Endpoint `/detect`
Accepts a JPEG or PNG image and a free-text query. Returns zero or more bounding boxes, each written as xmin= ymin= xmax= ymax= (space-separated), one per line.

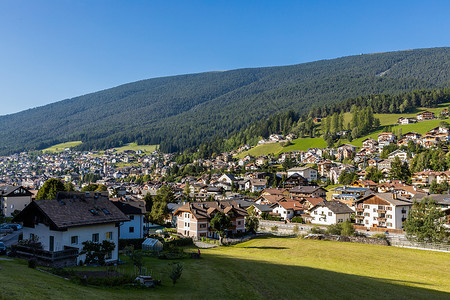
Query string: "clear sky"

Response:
xmin=1 ymin=0 xmax=449 ymax=115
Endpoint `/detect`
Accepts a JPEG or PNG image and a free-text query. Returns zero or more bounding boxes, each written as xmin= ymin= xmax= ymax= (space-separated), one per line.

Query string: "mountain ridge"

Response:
xmin=0 ymin=47 xmax=449 ymax=155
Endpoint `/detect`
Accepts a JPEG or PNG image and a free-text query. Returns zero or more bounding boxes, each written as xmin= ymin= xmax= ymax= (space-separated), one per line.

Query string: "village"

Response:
xmin=0 ymin=109 xmax=449 ymax=273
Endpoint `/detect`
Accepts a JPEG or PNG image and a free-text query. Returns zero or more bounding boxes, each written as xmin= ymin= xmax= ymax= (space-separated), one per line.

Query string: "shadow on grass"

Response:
xmin=199 ymin=252 xmax=450 ymax=300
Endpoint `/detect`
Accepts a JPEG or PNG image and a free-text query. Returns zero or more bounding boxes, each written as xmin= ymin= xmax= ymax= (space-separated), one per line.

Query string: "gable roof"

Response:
xmin=355 ymin=193 xmax=413 ymax=206
xmin=312 ymin=201 xmax=353 ymax=214
xmin=112 ymin=199 xmax=146 ymax=215
xmin=14 ymin=192 xmax=129 ymax=229
xmin=0 ymin=185 xmax=32 ymax=197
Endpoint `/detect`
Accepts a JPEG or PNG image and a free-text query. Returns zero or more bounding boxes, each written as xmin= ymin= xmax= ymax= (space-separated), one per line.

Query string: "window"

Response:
xmin=106 ymin=232 xmax=113 ymax=240
xmin=373 ymin=208 xmax=376 ymax=212
xmin=105 ymin=251 xmax=112 ymax=259
xmin=328 ymin=212 xmax=332 ymax=216
xmin=200 ymin=224 xmax=206 ymax=228
xmin=314 ymin=211 xmax=318 ymax=215
xmin=92 ymin=233 xmax=99 ymax=242
xmin=387 ymin=222 xmax=392 ymax=227
xmin=129 ymin=215 xmax=134 ymax=220
xmin=71 ymin=236 xmax=78 ymax=245
xmin=373 ymin=217 xmax=377 ymax=221
xmin=129 ymin=227 xmax=134 ymax=233
xmin=364 ymin=213 xmax=370 ymax=217
xmin=364 ymin=205 xmax=369 ymax=209
xmin=238 ymin=221 xmax=241 ymax=225
xmin=387 ymin=215 xmax=392 ymax=219
xmin=365 ymin=220 xmax=369 ymax=224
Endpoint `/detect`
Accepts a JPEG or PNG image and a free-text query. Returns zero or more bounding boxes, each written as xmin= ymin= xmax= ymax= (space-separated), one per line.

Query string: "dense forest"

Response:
xmin=0 ymin=47 xmax=449 ymax=155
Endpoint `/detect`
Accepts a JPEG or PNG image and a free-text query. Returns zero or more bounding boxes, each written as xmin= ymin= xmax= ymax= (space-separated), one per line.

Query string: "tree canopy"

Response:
xmin=35 ymin=178 xmax=67 ymax=200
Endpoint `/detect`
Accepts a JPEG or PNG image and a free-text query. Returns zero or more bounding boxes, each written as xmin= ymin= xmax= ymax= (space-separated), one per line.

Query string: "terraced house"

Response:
xmin=174 ymin=201 xmax=248 ymax=239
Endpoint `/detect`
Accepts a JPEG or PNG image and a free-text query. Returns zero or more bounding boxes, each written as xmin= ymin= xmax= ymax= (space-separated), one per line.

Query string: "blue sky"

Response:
xmin=0 ymin=0 xmax=449 ymax=115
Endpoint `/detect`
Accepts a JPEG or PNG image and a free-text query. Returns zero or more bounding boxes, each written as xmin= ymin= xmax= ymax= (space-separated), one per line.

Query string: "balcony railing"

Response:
xmin=377 ymin=209 xmax=386 ymax=214
xmin=377 ymin=217 xmax=386 ymax=221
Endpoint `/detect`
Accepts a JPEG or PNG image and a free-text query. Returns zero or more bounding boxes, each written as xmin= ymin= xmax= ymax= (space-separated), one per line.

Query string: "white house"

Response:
xmin=354 ymin=193 xmax=412 ymax=230
xmin=13 ymin=192 xmax=129 ymax=266
xmin=309 ymin=201 xmax=353 ymax=225
xmin=112 ymin=198 xmax=146 ymax=239
xmin=0 ymin=185 xmax=33 ymax=217
xmin=270 ymin=200 xmax=304 ymax=220
xmin=388 ymin=149 xmax=408 ymax=161
xmin=287 ymin=167 xmax=318 ymax=182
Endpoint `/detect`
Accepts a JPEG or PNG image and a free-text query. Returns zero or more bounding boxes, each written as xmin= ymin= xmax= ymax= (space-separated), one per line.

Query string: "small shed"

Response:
xmin=142 ymin=238 xmax=163 ymax=251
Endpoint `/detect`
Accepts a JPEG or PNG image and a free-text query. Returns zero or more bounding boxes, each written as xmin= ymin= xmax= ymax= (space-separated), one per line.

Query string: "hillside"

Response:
xmin=1 ymin=237 xmax=449 ymax=299
xmin=0 ymin=47 xmax=450 ymax=155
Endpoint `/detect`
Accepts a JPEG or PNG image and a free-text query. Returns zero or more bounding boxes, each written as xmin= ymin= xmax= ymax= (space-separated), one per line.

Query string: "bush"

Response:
xmin=164 ymin=237 xmax=193 ymax=249
xmin=326 ymin=224 xmax=342 ymax=235
xmin=291 ymin=216 xmax=304 ymax=223
xmin=372 ymin=233 xmax=387 ymax=239
xmin=169 ymin=263 xmax=183 ymax=285
xmin=271 ymin=226 xmax=278 ymax=232
xmin=341 ymin=221 xmax=355 ymax=236
xmin=119 ymin=239 xmax=146 ymax=250
xmin=28 ymin=258 xmax=37 ymax=269
xmin=311 ymin=226 xmax=325 ymax=234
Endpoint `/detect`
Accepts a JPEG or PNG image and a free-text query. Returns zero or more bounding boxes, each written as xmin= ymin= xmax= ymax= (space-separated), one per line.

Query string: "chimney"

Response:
xmin=392 ymin=193 xmax=397 ymax=200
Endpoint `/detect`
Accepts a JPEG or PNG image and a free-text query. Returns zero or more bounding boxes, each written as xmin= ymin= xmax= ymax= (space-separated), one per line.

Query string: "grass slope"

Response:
xmin=1 ymin=237 xmax=449 ymax=299
xmin=236 ymin=138 xmax=327 ymax=158
xmin=113 ymin=143 xmax=158 ymax=154
xmin=42 ymin=141 xmax=82 ymax=153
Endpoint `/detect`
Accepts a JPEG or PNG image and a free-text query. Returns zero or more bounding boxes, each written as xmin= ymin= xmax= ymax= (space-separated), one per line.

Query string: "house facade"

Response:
xmin=13 ymin=192 xmax=129 ymax=265
xmin=309 ymin=201 xmax=353 ymax=225
xmin=174 ymin=201 xmax=248 ymax=239
xmin=112 ymin=198 xmax=146 ymax=239
xmin=354 ymin=193 xmax=412 ymax=230
xmin=0 ymin=185 xmax=33 ymax=217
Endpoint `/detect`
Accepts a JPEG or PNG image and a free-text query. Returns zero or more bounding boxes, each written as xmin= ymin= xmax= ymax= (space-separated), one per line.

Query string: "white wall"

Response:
xmin=119 ymin=214 xmax=144 ymax=239
xmin=2 ymin=196 xmax=32 ymax=217
xmin=23 ymin=223 xmax=120 ymax=263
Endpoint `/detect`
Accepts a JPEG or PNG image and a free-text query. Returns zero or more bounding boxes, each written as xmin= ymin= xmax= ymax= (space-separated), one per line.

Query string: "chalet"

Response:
xmin=309 ymin=201 xmax=353 ymax=225
xmin=337 ymin=144 xmax=357 ymax=161
xmin=378 ymin=132 xmax=396 ymax=149
xmin=412 ymin=170 xmax=440 ymax=186
xmin=362 ymin=138 xmax=378 ymax=150
xmin=248 ymin=203 xmax=273 ymax=217
xmin=289 ymin=186 xmax=327 ymax=198
xmin=412 ymin=194 xmax=450 ymax=210
xmin=377 ymin=159 xmax=393 ymax=170
xmin=270 ymin=200 xmax=305 ymax=220
xmin=388 ymin=149 xmax=408 ymax=161
xmin=416 ymin=111 xmax=434 ymax=121
xmin=0 ymin=185 xmax=33 ymax=217
xmin=397 ymin=117 xmax=417 ymax=125
xmin=261 ymin=188 xmax=290 ymax=197
xmin=174 ymin=201 xmax=247 ymax=239
xmin=287 ymin=167 xmax=317 ymax=182
xmin=298 ymin=197 xmax=326 ymax=211
xmin=284 ymin=173 xmax=308 ymax=188
xmin=13 ymin=192 xmax=129 ymax=266
xmin=354 ymin=193 xmax=412 ymax=230
xmin=255 ymin=156 xmax=268 ymax=166
xmin=317 ymin=160 xmax=337 ymax=177
xmin=245 ymin=179 xmax=267 ymax=192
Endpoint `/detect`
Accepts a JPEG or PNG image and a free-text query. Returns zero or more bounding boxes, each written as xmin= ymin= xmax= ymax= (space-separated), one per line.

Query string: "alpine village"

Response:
xmin=1 ymin=48 xmax=450 ymax=299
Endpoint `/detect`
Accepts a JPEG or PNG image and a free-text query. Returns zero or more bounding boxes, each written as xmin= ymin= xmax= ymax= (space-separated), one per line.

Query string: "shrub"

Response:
xmin=311 ymin=226 xmax=325 ymax=234
xmin=341 ymin=221 xmax=355 ymax=236
xmin=326 ymin=223 xmax=342 ymax=235
xmin=291 ymin=216 xmax=304 ymax=223
xmin=169 ymin=263 xmax=183 ymax=285
xmin=28 ymin=258 xmax=37 ymax=269
xmin=372 ymin=233 xmax=387 ymax=239
xmin=271 ymin=226 xmax=278 ymax=232
xmin=118 ymin=238 xmax=145 ymax=250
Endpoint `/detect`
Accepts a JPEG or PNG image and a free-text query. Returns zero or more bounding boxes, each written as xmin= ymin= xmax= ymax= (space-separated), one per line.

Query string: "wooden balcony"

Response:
xmin=355 ymin=214 xmax=365 ymax=219
xmin=356 ymin=207 xmax=364 ymax=212
xmin=377 ymin=217 xmax=386 ymax=221
xmin=377 ymin=209 xmax=386 ymax=214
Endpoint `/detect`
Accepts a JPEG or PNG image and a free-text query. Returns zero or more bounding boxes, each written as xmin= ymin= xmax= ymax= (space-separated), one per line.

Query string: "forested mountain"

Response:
xmin=0 ymin=47 xmax=449 ymax=155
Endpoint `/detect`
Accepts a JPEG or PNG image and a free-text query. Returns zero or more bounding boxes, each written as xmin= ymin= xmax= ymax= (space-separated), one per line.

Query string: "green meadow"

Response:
xmin=42 ymin=141 xmax=83 ymax=153
xmin=1 ymin=237 xmax=449 ymax=299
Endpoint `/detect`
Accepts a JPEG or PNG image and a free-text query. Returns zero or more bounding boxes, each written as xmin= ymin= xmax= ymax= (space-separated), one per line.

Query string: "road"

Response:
xmin=0 ymin=230 xmax=22 ymax=247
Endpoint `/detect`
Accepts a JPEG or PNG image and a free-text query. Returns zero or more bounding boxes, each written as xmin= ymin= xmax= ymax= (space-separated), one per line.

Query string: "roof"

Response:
xmin=251 ymin=204 xmax=273 ymax=212
xmin=289 ymin=186 xmax=325 ymax=194
xmin=412 ymin=194 xmax=450 ymax=205
xmin=112 ymin=199 xmax=146 ymax=215
xmin=14 ymin=191 xmax=129 ymax=229
xmin=355 ymin=193 xmax=413 ymax=206
xmin=262 ymin=188 xmax=288 ymax=195
xmin=0 ymin=185 xmax=32 ymax=197
xmin=174 ymin=200 xmax=248 ymax=220
xmin=312 ymin=201 xmax=353 ymax=214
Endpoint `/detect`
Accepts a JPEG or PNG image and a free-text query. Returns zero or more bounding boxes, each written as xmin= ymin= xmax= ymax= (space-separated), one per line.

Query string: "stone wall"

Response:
xmin=304 ymin=234 xmax=390 ymax=246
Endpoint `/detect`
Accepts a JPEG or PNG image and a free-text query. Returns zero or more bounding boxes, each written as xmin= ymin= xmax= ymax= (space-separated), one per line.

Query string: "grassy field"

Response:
xmin=236 ymin=138 xmax=326 ymax=159
xmin=42 ymin=141 xmax=82 ymax=153
xmin=113 ymin=143 xmax=158 ymax=154
xmin=0 ymin=237 xmax=449 ymax=299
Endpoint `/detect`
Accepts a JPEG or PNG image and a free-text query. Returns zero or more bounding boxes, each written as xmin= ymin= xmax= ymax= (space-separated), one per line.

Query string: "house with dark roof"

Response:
xmin=173 ymin=201 xmax=248 ymax=239
xmin=13 ymin=191 xmax=129 ymax=266
xmin=309 ymin=201 xmax=353 ymax=225
xmin=112 ymin=198 xmax=146 ymax=239
xmin=0 ymin=185 xmax=33 ymax=217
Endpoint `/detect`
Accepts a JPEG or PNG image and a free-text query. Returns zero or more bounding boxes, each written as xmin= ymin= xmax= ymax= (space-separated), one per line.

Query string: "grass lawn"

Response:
xmin=42 ymin=141 xmax=82 ymax=153
xmin=1 ymin=237 xmax=449 ymax=299
xmin=113 ymin=143 xmax=158 ymax=154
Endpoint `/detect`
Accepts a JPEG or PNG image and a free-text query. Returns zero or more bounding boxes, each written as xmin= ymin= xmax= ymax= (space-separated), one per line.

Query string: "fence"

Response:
xmin=387 ymin=236 xmax=450 ymax=252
